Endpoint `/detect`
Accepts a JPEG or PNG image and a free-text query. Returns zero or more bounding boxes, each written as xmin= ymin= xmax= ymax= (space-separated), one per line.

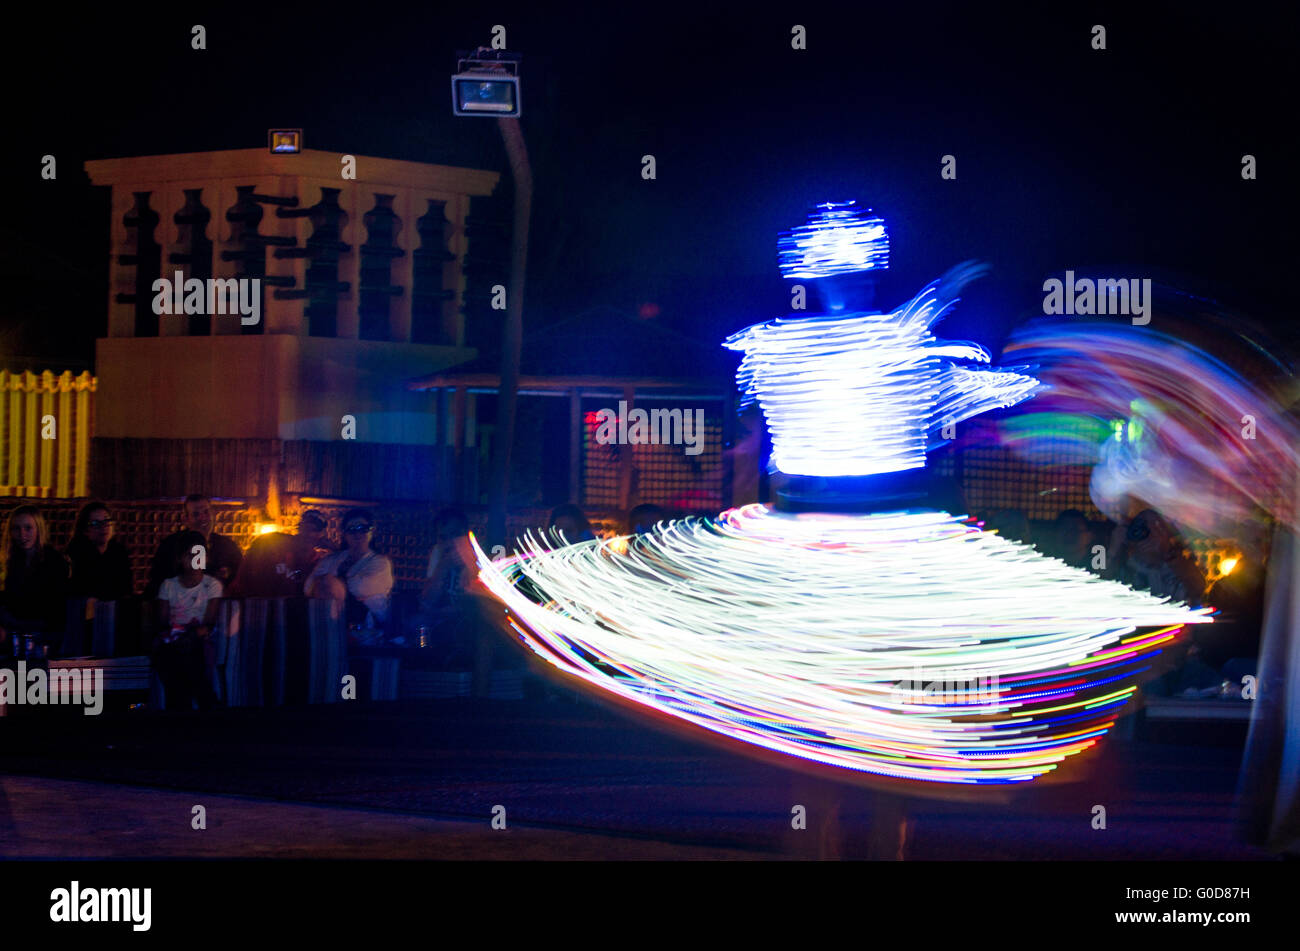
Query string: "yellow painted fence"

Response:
xmin=0 ymin=370 xmax=95 ymax=498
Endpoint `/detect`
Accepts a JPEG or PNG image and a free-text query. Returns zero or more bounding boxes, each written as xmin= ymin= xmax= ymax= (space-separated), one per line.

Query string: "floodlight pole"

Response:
xmin=486 ymin=115 xmax=531 ymax=550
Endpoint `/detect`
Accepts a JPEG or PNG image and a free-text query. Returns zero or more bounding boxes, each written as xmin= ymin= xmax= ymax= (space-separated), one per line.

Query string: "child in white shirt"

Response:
xmin=153 ymin=530 xmax=223 ymax=710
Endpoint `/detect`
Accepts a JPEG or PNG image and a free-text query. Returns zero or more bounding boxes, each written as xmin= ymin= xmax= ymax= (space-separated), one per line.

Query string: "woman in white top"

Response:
xmin=305 ymin=508 xmax=394 ymax=627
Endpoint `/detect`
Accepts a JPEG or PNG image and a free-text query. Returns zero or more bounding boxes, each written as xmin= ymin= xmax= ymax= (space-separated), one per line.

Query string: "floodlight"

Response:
xmin=268 ymin=129 xmax=302 ymax=153
xmin=452 ymin=49 xmax=521 ymax=117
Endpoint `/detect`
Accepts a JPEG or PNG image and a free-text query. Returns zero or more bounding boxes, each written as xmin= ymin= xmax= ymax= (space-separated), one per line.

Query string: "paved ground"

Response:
xmin=0 ymin=775 xmax=765 ymax=860
xmin=0 ymin=690 xmax=1277 ymax=860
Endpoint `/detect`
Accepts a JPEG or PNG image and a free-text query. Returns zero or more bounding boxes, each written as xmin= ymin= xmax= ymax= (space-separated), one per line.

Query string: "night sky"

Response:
xmin=6 ymin=2 xmax=1294 ymax=375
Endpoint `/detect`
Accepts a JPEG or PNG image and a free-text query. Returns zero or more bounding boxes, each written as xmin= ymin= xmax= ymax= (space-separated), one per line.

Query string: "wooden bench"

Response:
xmin=48 ymin=656 xmax=154 ymax=692
xmin=0 ymin=656 xmax=161 ymax=713
xmin=1143 ymin=696 xmax=1253 ymax=721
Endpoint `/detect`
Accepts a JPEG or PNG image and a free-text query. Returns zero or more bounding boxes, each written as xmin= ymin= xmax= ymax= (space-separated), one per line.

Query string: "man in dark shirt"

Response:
xmin=145 ymin=494 xmax=242 ymax=600
xmin=1202 ymin=555 xmax=1265 ymax=670
xmin=229 ymin=510 xmax=330 ymax=598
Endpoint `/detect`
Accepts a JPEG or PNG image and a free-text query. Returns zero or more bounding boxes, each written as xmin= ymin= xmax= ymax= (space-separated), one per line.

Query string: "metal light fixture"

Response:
xmin=451 ymin=49 xmax=521 ymax=117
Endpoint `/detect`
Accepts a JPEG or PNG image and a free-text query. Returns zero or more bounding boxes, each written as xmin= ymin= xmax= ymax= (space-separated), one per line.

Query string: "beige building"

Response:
xmin=84 ymin=148 xmax=500 ymax=500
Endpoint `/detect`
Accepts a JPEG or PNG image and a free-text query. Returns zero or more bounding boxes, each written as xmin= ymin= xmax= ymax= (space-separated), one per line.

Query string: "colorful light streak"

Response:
xmin=473 ymin=506 xmax=1209 ymax=784
xmin=1003 ymin=321 xmax=1300 ymax=533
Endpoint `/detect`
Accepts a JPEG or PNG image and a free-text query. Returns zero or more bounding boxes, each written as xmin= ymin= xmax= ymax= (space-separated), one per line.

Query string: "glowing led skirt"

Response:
xmin=474 ymin=506 xmax=1210 ymax=785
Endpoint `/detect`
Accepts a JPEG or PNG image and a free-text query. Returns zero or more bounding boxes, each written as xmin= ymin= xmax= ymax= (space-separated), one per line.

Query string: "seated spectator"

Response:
xmin=627 ymin=503 xmax=666 ymax=535
xmin=145 ymin=494 xmax=243 ymax=599
xmin=1115 ymin=508 xmax=1206 ymax=605
xmin=1200 ymin=517 xmax=1273 ymax=673
xmin=1110 ymin=510 xmax=1214 ymax=698
xmin=549 ymin=503 xmax=596 ymax=545
xmin=153 ymin=530 xmax=222 ymax=711
xmin=230 ymin=509 xmax=330 ymax=598
xmin=1202 ymin=556 xmax=1264 ymax=673
xmin=65 ymin=501 xmax=134 ymax=601
xmin=421 ymin=507 xmax=479 ymax=614
xmin=724 ymin=403 xmax=764 ymax=507
xmin=304 ymin=508 xmax=393 ymax=628
xmin=0 ymin=504 xmax=70 ymax=644
xmin=1051 ymin=508 xmax=1097 ymax=570
xmin=985 ymin=508 xmax=1032 ymax=546
xmin=419 ymin=507 xmax=496 ymax=669
xmin=295 ymin=510 xmax=331 ymax=575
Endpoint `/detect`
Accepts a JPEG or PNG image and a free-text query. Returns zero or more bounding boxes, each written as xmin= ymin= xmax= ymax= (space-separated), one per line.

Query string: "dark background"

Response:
xmin=5 ymin=1 xmax=1294 ymax=372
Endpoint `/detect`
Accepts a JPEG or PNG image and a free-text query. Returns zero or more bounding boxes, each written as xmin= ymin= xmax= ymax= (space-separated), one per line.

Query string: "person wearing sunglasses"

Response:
xmin=304 ymin=508 xmax=393 ymax=628
xmin=66 ymin=501 xmax=134 ymax=602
